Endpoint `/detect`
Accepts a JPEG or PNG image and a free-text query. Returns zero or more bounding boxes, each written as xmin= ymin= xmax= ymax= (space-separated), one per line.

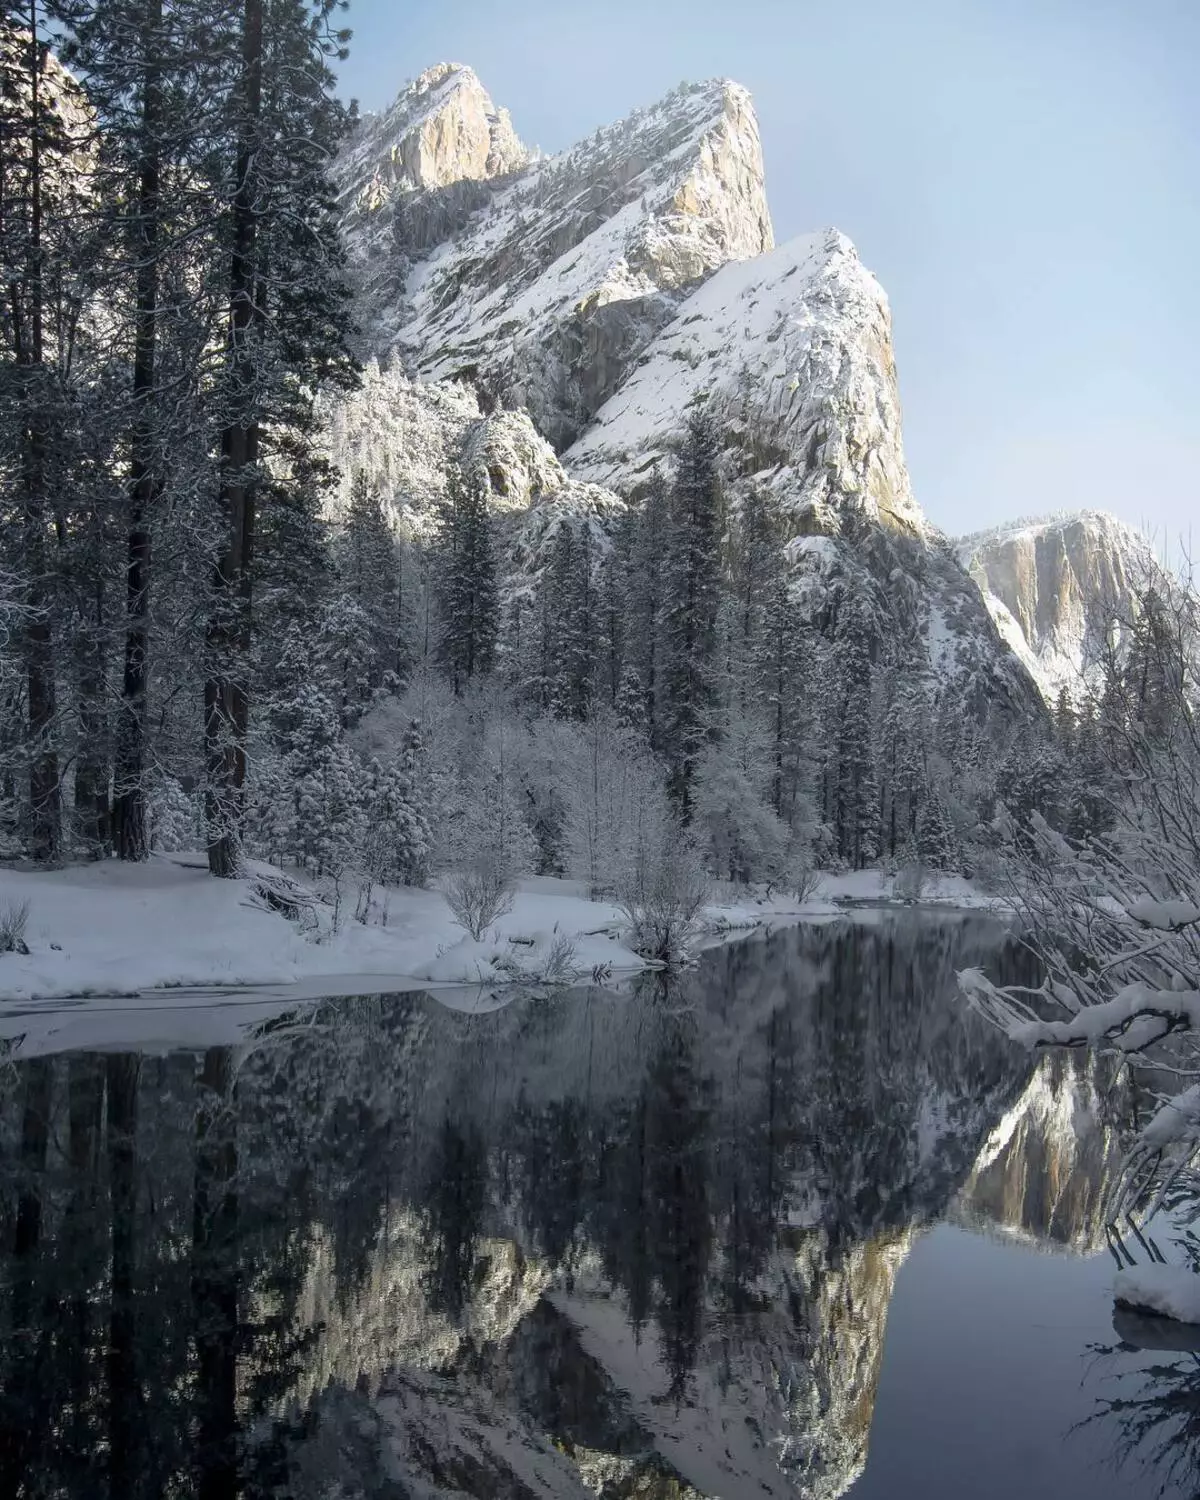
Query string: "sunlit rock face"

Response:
xmin=337 ymin=70 xmax=772 ymax=449
xmin=958 ymin=511 xmax=1157 ymax=705
xmin=337 ymin=63 xmax=527 ymax=252
xmin=957 ymin=1052 xmax=1125 ymax=1255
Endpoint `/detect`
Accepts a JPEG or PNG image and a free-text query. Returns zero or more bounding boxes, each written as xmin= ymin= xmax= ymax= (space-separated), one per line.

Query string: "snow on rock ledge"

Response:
xmin=319 ymin=362 xmax=627 ymax=566
xmin=338 ymin=73 xmax=774 ymax=448
xmin=567 ymin=230 xmax=924 ymax=538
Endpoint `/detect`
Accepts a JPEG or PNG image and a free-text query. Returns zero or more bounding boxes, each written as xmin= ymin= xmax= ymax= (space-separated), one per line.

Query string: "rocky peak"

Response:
xmin=336 ymin=71 xmax=774 ymax=448
xmin=958 ymin=510 xmax=1157 ymax=703
xmin=329 ymin=65 xmax=1046 ymax=722
xmin=337 ymin=61 xmax=526 ymax=259
xmin=567 ymin=228 xmax=923 ymax=538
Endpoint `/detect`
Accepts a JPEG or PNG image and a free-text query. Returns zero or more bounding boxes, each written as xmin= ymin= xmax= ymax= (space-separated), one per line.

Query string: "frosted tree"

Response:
xmin=334 ymin=471 xmax=409 ymax=709
xmin=830 ymin=605 xmax=879 ymax=869
xmin=544 ymin=520 xmax=596 ymax=721
xmin=661 ymin=409 xmax=724 ymax=820
xmin=315 ymin=592 xmax=378 ymax=728
xmin=205 ymin=0 xmax=356 ymax=877
xmin=63 ymin=0 xmax=226 ymax=860
xmin=284 ymin=679 xmax=362 ymax=877
xmin=559 ymin=710 xmax=665 ymax=896
xmin=878 ymin=669 xmax=929 ymax=859
xmin=360 ymin=755 xmax=431 ymax=890
xmin=753 ymin=558 xmax=813 ymax=834
xmin=623 ymin=471 xmax=670 ymax=748
xmin=692 ymin=741 xmax=789 ymax=885
xmin=441 ymin=684 xmax=536 ymax=877
xmin=916 ymin=785 xmax=955 ymax=871
xmin=436 ymin=460 xmax=498 ymax=694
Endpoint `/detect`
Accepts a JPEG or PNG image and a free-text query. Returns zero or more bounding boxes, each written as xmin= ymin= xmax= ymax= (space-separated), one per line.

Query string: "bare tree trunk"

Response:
xmin=206 ymin=0 xmax=262 ymax=878
xmin=74 ymin=577 xmax=111 ymax=857
xmin=15 ymin=7 xmax=61 ymax=863
xmin=113 ymin=0 xmax=164 ymax=862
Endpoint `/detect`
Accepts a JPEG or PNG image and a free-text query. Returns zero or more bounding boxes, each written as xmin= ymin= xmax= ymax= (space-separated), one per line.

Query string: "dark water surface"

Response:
xmin=0 ymin=914 xmax=1191 ymax=1498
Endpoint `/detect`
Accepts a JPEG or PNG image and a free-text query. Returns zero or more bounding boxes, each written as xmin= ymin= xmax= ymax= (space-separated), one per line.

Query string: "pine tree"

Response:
xmin=206 ymin=0 xmax=356 ymax=877
xmin=436 ymin=461 xmax=498 ymax=694
xmin=916 ymin=785 xmax=955 ymax=870
xmin=284 ymin=677 xmax=360 ymax=875
xmin=615 ymin=664 xmax=649 ymax=737
xmin=337 ymin=471 xmax=408 ymax=696
xmin=624 ymin=472 xmax=669 ymax=749
xmin=832 ymin=606 xmax=879 ymax=869
xmin=361 ymin=755 xmax=431 ymax=888
xmin=544 ymin=520 xmax=595 ymax=720
xmin=752 ymin=559 xmax=812 ymax=831
xmin=661 ymin=409 xmax=723 ymax=821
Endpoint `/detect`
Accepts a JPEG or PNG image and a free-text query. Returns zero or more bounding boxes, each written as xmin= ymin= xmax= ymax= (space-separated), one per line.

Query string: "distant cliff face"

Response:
xmin=330 ymin=63 xmax=1046 ymax=722
xmin=958 ymin=512 xmax=1157 ymax=704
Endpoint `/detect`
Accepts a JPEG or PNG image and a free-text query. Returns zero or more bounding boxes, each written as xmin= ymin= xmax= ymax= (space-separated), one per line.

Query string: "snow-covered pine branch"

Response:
xmin=960 ymin=574 xmax=1200 ymax=1225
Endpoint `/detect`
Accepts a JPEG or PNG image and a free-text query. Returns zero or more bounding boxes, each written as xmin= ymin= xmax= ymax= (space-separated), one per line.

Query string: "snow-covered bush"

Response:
xmin=616 ymin=823 xmax=710 ymax=965
xmin=445 ymin=856 xmax=516 ymax=940
xmin=692 ymin=746 xmax=790 ymax=885
xmin=147 ymin=773 xmax=200 ymax=854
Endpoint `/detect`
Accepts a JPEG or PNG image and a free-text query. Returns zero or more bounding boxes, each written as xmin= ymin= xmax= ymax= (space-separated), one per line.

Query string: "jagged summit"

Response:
xmin=328 ymin=66 xmax=1046 ymax=721
xmin=568 ymin=228 xmax=925 ymax=538
xmin=336 ymin=68 xmax=774 ymax=448
xmin=337 ymin=61 xmax=527 ymax=258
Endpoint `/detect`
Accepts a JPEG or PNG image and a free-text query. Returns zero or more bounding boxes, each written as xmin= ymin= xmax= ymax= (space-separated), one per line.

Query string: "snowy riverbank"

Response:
xmin=0 ymin=857 xmax=1003 ymax=1005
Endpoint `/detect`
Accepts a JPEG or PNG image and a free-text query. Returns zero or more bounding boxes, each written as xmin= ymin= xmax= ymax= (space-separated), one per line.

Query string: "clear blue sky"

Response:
xmin=335 ymin=0 xmax=1199 ymax=548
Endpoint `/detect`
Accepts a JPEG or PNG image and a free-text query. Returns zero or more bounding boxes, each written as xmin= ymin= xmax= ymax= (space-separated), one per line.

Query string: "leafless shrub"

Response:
xmin=788 ymin=855 xmax=822 ymax=905
xmin=0 ymin=900 xmax=30 ymax=955
xmin=894 ymin=857 xmax=930 ymax=904
xmin=616 ymin=828 xmax=710 ymax=965
xmin=538 ymin=931 xmax=580 ymax=985
xmin=446 ymin=857 xmax=516 ymax=940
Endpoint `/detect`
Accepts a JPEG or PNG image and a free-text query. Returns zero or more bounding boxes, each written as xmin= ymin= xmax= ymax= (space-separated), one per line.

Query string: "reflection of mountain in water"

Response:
xmin=0 ymin=914 xmax=1118 ymax=1498
xmin=957 ymin=1051 xmax=1126 ymax=1256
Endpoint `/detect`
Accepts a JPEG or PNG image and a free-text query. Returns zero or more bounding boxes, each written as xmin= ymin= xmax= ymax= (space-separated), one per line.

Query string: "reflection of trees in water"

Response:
xmin=421 ymin=1118 xmax=488 ymax=1321
xmin=0 ymin=915 xmax=1077 ymax=1495
xmin=1078 ymin=1340 xmax=1200 ymax=1499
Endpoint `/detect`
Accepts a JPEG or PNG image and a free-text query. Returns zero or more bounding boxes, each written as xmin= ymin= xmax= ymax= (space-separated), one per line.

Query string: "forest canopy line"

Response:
xmin=0 ymin=2 xmax=1142 ymax=912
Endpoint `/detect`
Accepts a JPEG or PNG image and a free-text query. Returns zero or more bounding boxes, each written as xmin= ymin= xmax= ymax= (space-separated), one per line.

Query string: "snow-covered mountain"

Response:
xmin=331 ymin=63 xmax=1046 ymax=721
xmin=958 ymin=511 xmax=1158 ymax=704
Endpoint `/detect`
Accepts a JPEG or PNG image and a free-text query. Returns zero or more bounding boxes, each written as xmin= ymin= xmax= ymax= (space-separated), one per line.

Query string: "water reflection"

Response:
xmin=0 ymin=914 xmax=1171 ymax=1497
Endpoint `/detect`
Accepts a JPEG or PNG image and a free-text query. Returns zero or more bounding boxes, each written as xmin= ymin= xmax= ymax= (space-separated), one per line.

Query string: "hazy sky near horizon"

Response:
xmin=336 ymin=0 xmax=1198 ymax=546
